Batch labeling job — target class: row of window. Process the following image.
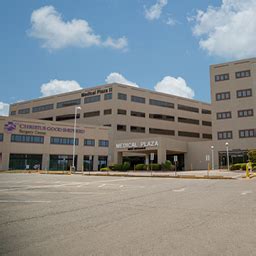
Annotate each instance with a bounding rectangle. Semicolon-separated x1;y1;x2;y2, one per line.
13;92;211;115
115;125;212;138
215;70;251;82
9;134;109;147
217;109;254;119
218;129;256;140
216;88;252;101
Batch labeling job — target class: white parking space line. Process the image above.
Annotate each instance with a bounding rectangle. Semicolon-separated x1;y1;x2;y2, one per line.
0;191;105;194
0;200;51;203
98;184;106;188
241;190;253;195
173;188;186;192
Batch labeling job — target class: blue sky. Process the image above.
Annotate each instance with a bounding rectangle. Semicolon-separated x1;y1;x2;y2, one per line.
1;0;255;115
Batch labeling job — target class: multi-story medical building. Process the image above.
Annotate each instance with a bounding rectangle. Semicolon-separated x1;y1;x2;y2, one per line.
0;57;255;171
210;57;256;167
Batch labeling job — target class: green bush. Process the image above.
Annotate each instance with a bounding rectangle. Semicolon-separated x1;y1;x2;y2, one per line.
162;160;174;171
135;164;146;170
148;163;162;170
248;149;256;163
111;164;123;171
100;167;110;171
122;161;130;171
230;163;246;171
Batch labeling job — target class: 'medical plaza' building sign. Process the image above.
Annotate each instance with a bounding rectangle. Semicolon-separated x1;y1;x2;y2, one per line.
81;87;112;97
116;140;159;149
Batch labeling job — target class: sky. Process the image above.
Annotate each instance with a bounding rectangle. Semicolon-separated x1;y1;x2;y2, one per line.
1;0;256;115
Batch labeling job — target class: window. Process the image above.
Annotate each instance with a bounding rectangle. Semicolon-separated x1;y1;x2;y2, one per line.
56;114;80;121
118;93;127;100
84;139;95;146
57;99;81;108
84;95;101;104
0;133;3;142
149;114;174;122
103;124;111;127
238;109;254;118
217;131;232;140
104;93;112;100
117;124;126;131
40;117;53;121
18;108;30;114
178;117;199;125
130;126;145;133
149;99;174;109
104;109;112;115
84;111;100;118
202;109;211;115
131;95;145;104
149;128;175;136
216;92;230;101
177;104;199;113
11;134;44;144
117;109;127;115
131;111;145;118
50;137;78;145
98;156;108;170
235;70;251;79
178;131;200;138
32;104;54;112
239;129;255;138
99;140;109;147
215;73;229;82
237;89;252;98
203;133;212;139
10;111;16;116
202;121;212;126
217;112;232;119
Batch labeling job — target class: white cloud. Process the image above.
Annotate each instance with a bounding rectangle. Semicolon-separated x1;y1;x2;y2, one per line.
29;5;128;50
105;72;139;87
154;76;195;99
40;79;82;97
145;0;168;21
190;0;256;58
166;17;177;26
0;102;9;116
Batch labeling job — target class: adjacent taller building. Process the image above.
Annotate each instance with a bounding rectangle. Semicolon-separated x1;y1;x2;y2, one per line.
210;58;256;167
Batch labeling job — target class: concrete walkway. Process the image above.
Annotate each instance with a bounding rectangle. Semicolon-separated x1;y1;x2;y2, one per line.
80;169;245;179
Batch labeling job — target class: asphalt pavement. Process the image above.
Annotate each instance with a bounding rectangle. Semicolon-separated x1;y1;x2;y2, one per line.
0;173;255;256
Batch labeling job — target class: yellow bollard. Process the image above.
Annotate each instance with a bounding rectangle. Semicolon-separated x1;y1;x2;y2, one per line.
246;163;250;178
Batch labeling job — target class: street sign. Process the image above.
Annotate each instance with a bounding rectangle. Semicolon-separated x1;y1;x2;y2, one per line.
150;153;154;161
174;155;178;162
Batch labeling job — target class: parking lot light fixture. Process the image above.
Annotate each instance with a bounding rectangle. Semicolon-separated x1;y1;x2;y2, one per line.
211;146;214;170
72;106;81;171
225;142;229;171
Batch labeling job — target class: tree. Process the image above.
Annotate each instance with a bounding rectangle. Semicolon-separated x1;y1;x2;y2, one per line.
248;150;256;163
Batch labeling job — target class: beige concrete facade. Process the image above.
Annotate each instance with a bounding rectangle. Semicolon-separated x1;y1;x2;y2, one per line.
9;83;212;168
3;58;255;171
0;116;110;171
210;58;256;168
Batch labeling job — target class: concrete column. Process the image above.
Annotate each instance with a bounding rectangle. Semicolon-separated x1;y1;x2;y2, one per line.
77;155;83;171
42;154;49;170
2;152;9;170
93;155;99;171
157;149;166;164
145;154;149;165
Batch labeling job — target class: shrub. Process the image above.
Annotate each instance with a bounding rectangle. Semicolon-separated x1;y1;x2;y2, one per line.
111;164;123;171
135;164;146;170
122;161;130;171
230;163;246;171
162;160;173;171
100;167;110;172
248;149;256;163
148;163;162;171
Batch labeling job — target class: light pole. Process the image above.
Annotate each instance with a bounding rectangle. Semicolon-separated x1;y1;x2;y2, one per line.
211;145;214;170
72;106;81;172
225;142;229;171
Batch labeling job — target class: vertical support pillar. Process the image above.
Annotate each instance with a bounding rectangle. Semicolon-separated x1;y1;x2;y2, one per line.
42;154;49;170
93;155;98;171
157;149;166;164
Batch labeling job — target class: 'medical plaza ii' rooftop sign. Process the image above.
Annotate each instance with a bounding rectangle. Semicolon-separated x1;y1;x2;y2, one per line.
81;87;112;97
116;140;159;150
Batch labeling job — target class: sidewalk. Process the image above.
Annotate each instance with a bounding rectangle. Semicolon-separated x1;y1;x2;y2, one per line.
80;169;245;180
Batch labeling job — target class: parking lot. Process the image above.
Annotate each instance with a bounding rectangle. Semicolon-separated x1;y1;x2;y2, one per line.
0;173;256;255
